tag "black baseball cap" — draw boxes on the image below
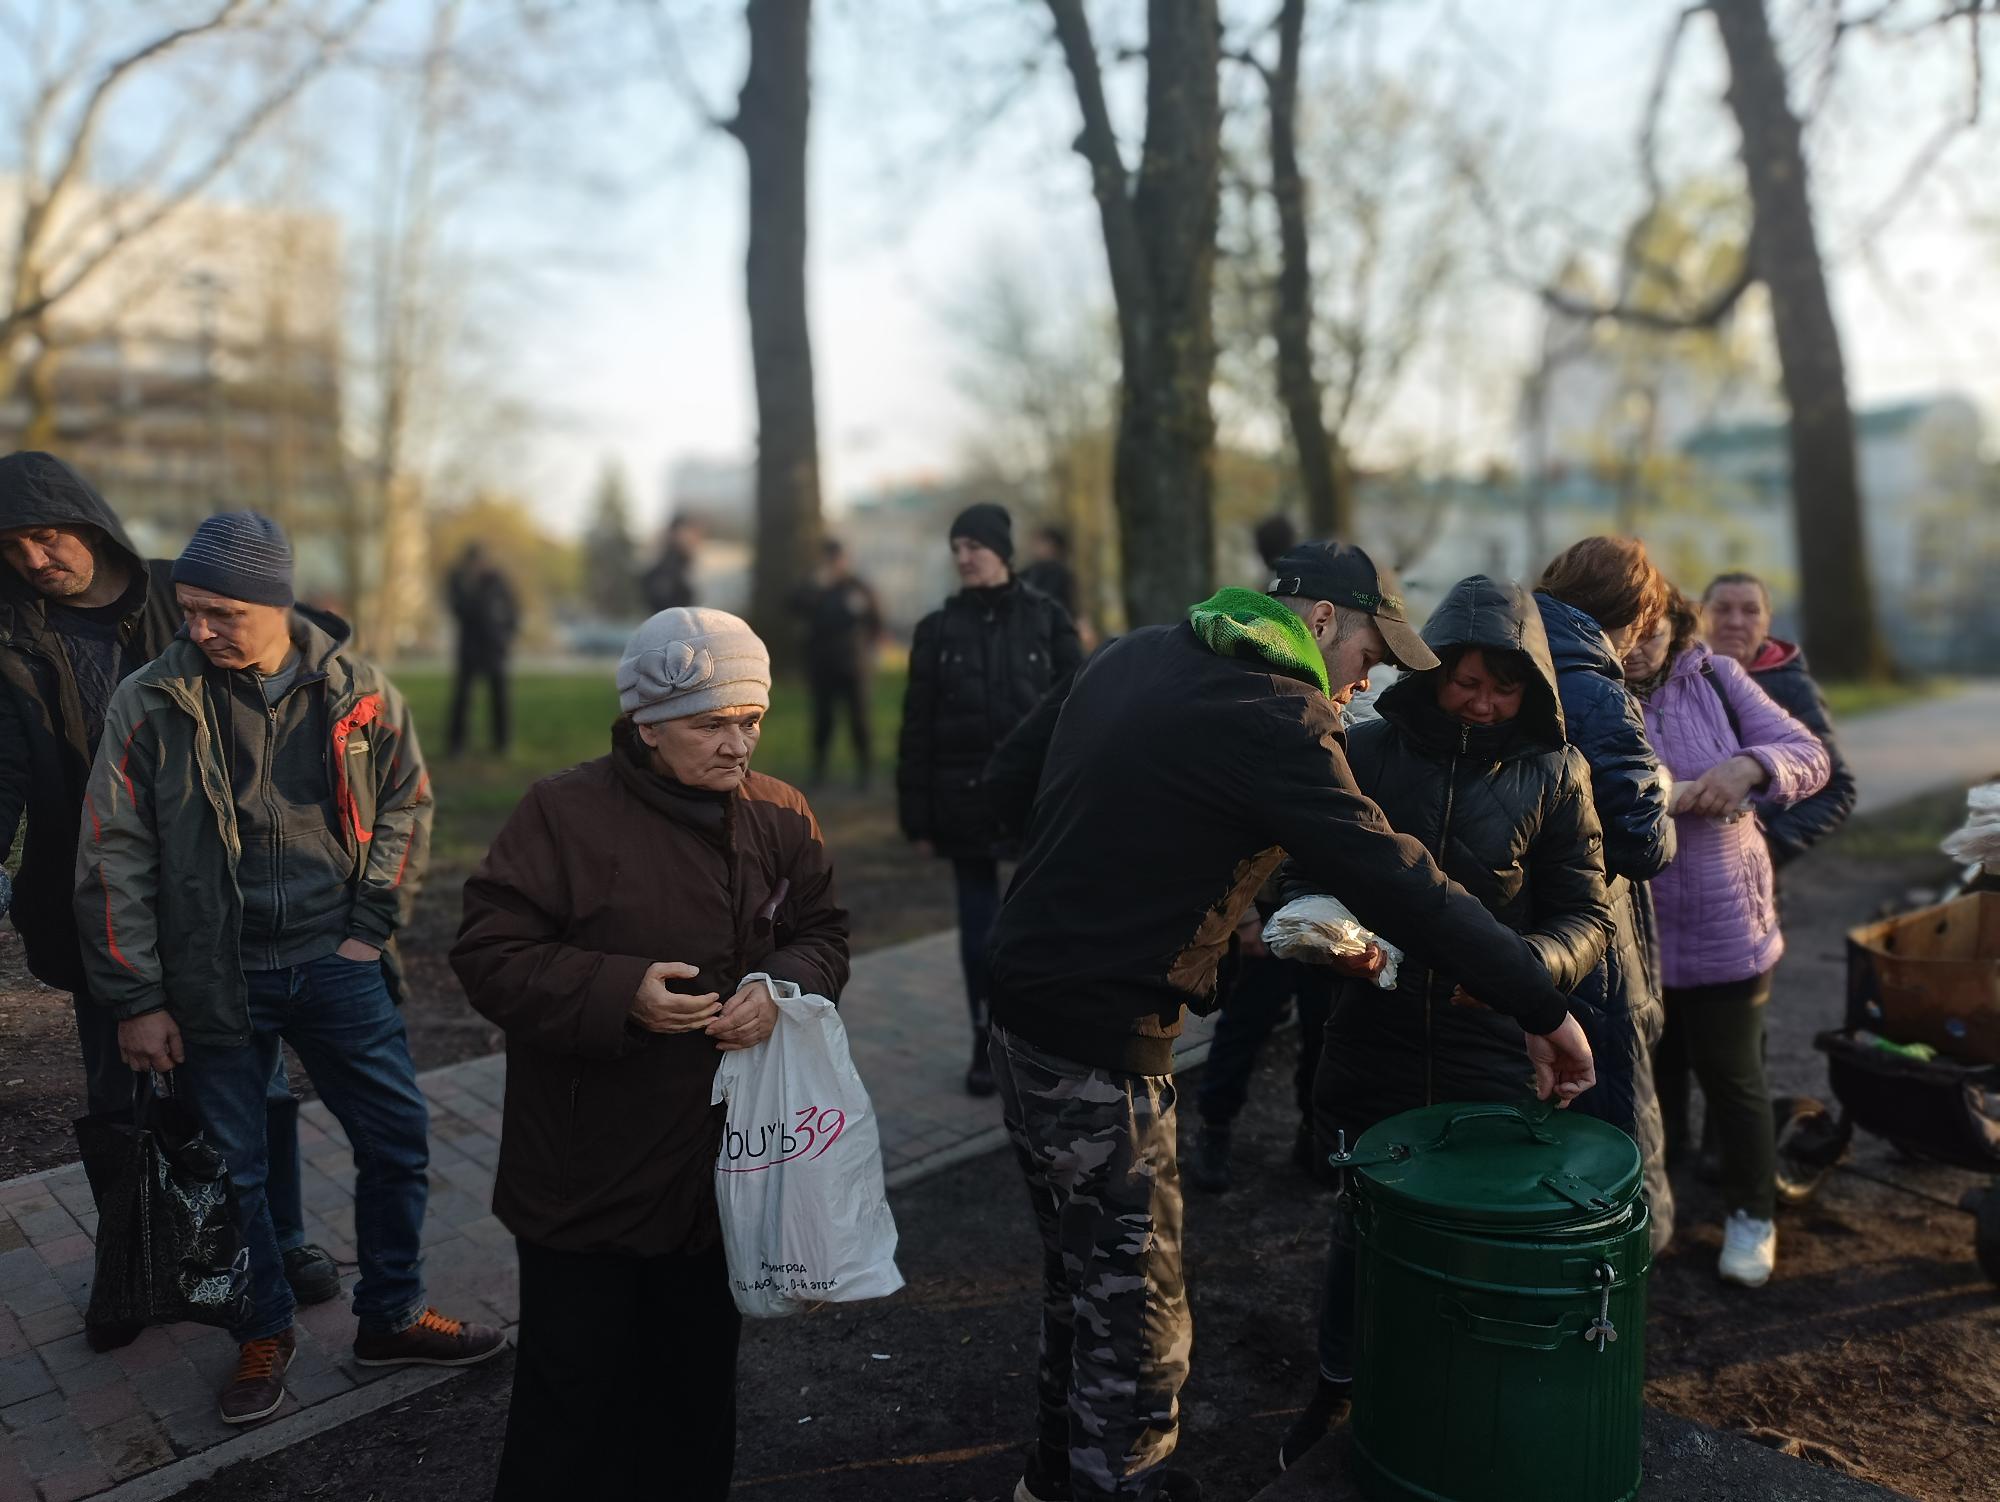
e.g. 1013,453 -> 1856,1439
1266,542 -> 1439,672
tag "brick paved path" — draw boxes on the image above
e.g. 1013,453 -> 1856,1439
0,934 -> 1216,1501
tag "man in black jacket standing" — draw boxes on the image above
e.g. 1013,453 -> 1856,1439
985,543 -> 1597,1502
898,502 -> 1081,1097
0,454 -> 335,1345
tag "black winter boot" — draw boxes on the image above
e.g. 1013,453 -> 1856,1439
965,1027 -> 996,1097
1278,1375 -> 1353,1470
1189,1123 -> 1233,1194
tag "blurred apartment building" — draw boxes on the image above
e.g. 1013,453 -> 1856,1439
0,181 -> 352,593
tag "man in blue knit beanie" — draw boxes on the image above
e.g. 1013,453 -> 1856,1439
76,510 -> 504,1425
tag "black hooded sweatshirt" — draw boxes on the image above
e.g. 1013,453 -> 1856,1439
986,614 -> 1577,1076
1289,575 -> 1613,1141
0,453 -> 179,992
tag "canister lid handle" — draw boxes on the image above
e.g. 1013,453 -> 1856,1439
1419,1103 -> 1559,1152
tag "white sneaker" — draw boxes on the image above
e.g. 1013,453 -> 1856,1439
1718,1210 -> 1776,1287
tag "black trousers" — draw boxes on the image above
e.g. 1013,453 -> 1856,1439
1195,956 -> 1331,1129
448,658 -> 510,755
952,857 -> 1002,1028
495,1238 -> 742,1502
808,669 -> 871,780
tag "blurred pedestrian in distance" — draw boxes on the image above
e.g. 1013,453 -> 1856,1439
0,456 -> 332,1351
76,510 -> 501,1424
453,606 -> 848,1502
445,542 -> 519,758
1533,534 -> 1678,1250
791,537 -> 883,788
1624,587 -> 1830,1289
1701,571 -> 1856,866
1019,523 -> 1080,618
897,501 -> 1082,1096
641,514 -> 702,613
1254,513 -> 1300,574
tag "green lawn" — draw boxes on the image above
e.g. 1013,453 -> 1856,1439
1822,676 -> 1955,722
395,667 -> 908,859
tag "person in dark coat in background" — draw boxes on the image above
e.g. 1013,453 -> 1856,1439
454,607 -> 848,1502
445,542 -> 519,757
0,455 -> 334,1348
1276,575 -> 1612,1468
1253,513 -> 1299,574
791,537 -> 883,787
1701,571 -> 1857,866
640,514 -> 702,613
1019,524 -> 1080,619
898,502 -> 1082,1096
1534,536 -> 1678,1253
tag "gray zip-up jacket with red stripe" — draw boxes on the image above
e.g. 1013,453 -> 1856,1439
73,611 -> 431,1045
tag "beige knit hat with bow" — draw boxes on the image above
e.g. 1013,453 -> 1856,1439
616,608 -> 771,725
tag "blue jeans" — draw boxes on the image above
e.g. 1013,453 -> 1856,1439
179,953 -> 431,1342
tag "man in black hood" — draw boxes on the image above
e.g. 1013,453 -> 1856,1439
0,453 -> 336,1346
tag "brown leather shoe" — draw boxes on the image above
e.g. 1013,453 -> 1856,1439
218,1328 -> 296,1425
351,1306 -> 507,1368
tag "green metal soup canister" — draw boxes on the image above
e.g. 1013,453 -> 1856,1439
1337,1100 -> 1651,1502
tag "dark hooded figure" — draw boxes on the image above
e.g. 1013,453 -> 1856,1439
1277,575 -> 1614,1469
0,454 -> 336,1349
0,454 -> 179,1010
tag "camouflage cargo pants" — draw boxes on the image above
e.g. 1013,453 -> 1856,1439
990,1024 -> 1192,1502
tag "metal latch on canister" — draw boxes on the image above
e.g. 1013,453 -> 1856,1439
1583,1261 -> 1618,1352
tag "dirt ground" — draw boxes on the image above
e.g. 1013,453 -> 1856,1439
4,791 -> 1997,1501
0,782 -> 955,1181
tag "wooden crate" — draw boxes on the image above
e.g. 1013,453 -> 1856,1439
1846,891 -> 2000,1065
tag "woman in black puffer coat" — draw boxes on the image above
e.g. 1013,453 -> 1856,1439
897,503 -> 1082,1095
1279,575 -> 1613,1466
1307,575 -> 1614,1137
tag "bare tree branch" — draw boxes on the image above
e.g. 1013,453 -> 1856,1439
1538,260 -> 1755,332
1835,0 -> 1987,252
644,0 -> 731,131
1043,0 -> 1147,322
38,0 -> 257,223
1638,5 -> 1709,207
3,0 -> 383,341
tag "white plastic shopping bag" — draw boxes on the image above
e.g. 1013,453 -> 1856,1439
710,974 -> 905,1317
1262,895 -> 1404,989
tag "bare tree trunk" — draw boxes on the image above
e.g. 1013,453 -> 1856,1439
1049,0 -> 1219,626
21,327 -> 60,450
730,0 -> 821,671
1710,0 -> 1888,680
1268,0 -> 1347,539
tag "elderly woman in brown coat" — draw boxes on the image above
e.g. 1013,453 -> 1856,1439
452,607 -> 849,1502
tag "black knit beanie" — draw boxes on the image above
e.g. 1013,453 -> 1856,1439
949,502 -> 1014,562
172,510 -> 295,607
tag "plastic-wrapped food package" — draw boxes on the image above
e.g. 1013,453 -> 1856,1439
1262,895 -> 1403,990
1942,781 -> 2000,867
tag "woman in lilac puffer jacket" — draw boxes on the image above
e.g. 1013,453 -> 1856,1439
1625,592 -> 1829,1289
